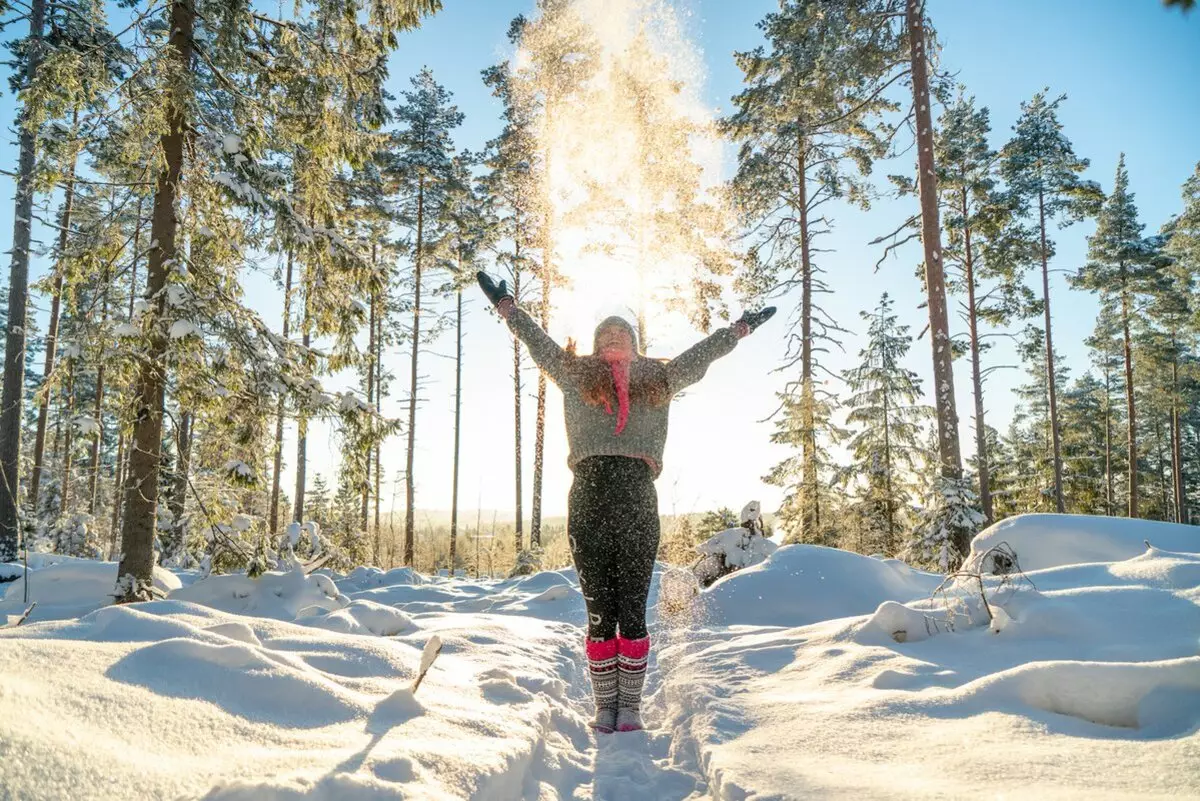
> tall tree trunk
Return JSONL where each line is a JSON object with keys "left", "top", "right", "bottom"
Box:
{"left": 907, "top": 0, "right": 965, "bottom": 557}
{"left": 88, "top": 273, "right": 111, "bottom": 515}
{"left": 1104, "top": 362, "right": 1114, "bottom": 517}
{"left": 883, "top": 383, "right": 893, "bottom": 553}
{"left": 31, "top": 146, "right": 78, "bottom": 511}
{"left": 1120, "top": 272, "right": 1138, "bottom": 518}
{"left": 167, "top": 409, "right": 191, "bottom": 557}
{"left": 962, "top": 190, "right": 992, "bottom": 522}
{"left": 60, "top": 360, "right": 75, "bottom": 515}
{"left": 0, "top": 0, "right": 45, "bottom": 561}
{"left": 363, "top": 271, "right": 375, "bottom": 535}
{"left": 450, "top": 287, "right": 462, "bottom": 573}
{"left": 797, "top": 137, "right": 820, "bottom": 543}
{"left": 1171, "top": 348, "right": 1186, "bottom": 524}
{"left": 512, "top": 260, "right": 523, "bottom": 555}
{"left": 1154, "top": 414, "right": 1169, "bottom": 518}
{"left": 404, "top": 180, "right": 425, "bottom": 567}
{"left": 111, "top": 197, "right": 145, "bottom": 551}
{"left": 374, "top": 284, "right": 383, "bottom": 564}
{"left": 293, "top": 287, "right": 310, "bottom": 527}
{"left": 531, "top": 271, "right": 549, "bottom": 548}
{"left": 116, "top": 0, "right": 195, "bottom": 601}
{"left": 1037, "top": 189, "right": 1066, "bottom": 513}
{"left": 269, "top": 250, "right": 293, "bottom": 538}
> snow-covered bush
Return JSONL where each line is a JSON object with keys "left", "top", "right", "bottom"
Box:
{"left": 903, "top": 475, "right": 985, "bottom": 572}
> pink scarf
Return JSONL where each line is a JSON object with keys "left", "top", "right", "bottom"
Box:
{"left": 599, "top": 354, "right": 631, "bottom": 435}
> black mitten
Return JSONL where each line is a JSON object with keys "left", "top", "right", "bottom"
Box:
{"left": 735, "top": 306, "right": 777, "bottom": 335}
{"left": 476, "top": 271, "right": 512, "bottom": 307}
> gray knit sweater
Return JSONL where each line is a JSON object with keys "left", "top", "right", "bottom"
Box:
{"left": 506, "top": 307, "right": 738, "bottom": 477}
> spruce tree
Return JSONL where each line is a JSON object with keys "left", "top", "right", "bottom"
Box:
{"left": 1075, "top": 155, "right": 1162, "bottom": 519}
{"left": 1000, "top": 91, "right": 1102, "bottom": 513}
{"left": 840, "top": 294, "right": 929, "bottom": 555}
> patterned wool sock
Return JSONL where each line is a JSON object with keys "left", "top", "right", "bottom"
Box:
{"left": 616, "top": 635, "right": 650, "bottom": 732}
{"left": 586, "top": 638, "right": 619, "bottom": 733}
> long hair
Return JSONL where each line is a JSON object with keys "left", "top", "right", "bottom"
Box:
{"left": 564, "top": 339, "right": 670, "bottom": 409}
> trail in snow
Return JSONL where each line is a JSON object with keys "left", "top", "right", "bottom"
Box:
{"left": 1, "top": 513, "right": 1198, "bottom": 799}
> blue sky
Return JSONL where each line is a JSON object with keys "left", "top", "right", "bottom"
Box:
{"left": 0, "top": 0, "right": 1197, "bottom": 527}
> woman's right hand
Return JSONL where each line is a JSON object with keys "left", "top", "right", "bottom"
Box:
{"left": 477, "top": 271, "right": 512, "bottom": 307}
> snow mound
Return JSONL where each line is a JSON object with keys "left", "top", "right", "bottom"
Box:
{"left": 169, "top": 568, "right": 348, "bottom": 621}
{"left": 307, "top": 599, "right": 416, "bottom": 637}
{"left": 337, "top": 566, "right": 427, "bottom": 591}
{"left": 969, "top": 513, "right": 1200, "bottom": 571}
{"left": 702, "top": 544, "right": 941, "bottom": 627}
{"left": 1, "top": 557, "right": 180, "bottom": 622}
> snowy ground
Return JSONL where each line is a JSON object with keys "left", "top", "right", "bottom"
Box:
{"left": 1, "top": 514, "right": 1198, "bottom": 800}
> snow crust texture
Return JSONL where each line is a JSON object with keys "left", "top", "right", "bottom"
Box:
{"left": 1, "top": 515, "right": 1198, "bottom": 800}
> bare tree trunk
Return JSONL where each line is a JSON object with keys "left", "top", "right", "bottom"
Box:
{"left": 1120, "top": 271, "right": 1138, "bottom": 518}
{"left": 883, "top": 384, "right": 893, "bottom": 553}
{"left": 404, "top": 180, "right": 425, "bottom": 567}
{"left": 450, "top": 287, "right": 462, "bottom": 572}
{"left": 0, "top": 0, "right": 45, "bottom": 562}
{"left": 1104, "top": 362, "right": 1114, "bottom": 517}
{"left": 88, "top": 272, "right": 111, "bottom": 515}
{"left": 1154, "top": 414, "right": 1169, "bottom": 518}
{"left": 962, "top": 190, "right": 992, "bottom": 522}
{"left": 60, "top": 360, "right": 75, "bottom": 515}
{"left": 1037, "top": 189, "right": 1066, "bottom": 513}
{"left": 363, "top": 269, "right": 375, "bottom": 535}
{"left": 116, "top": 0, "right": 194, "bottom": 601}
{"left": 293, "top": 287, "right": 310, "bottom": 527}
{"left": 269, "top": 250, "right": 293, "bottom": 538}
{"left": 110, "top": 197, "right": 144, "bottom": 552}
{"left": 907, "top": 0, "right": 964, "bottom": 553}
{"left": 512, "top": 260, "right": 523, "bottom": 555}
{"left": 797, "top": 138, "right": 820, "bottom": 543}
{"left": 31, "top": 150, "right": 77, "bottom": 511}
{"left": 167, "top": 410, "right": 191, "bottom": 556}
{"left": 531, "top": 271, "right": 549, "bottom": 548}
{"left": 374, "top": 284, "right": 383, "bottom": 564}
{"left": 1171, "top": 348, "right": 1186, "bottom": 524}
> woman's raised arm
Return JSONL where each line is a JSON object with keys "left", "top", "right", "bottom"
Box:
{"left": 666, "top": 307, "right": 776, "bottom": 396}
{"left": 477, "top": 272, "right": 569, "bottom": 386}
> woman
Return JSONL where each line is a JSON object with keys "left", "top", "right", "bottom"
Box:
{"left": 477, "top": 271, "right": 774, "bottom": 733}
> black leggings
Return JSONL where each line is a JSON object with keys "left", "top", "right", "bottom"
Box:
{"left": 568, "top": 456, "right": 661, "bottom": 641}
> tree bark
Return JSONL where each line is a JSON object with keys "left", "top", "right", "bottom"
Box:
{"left": 531, "top": 269, "right": 549, "bottom": 548}
{"left": 1037, "top": 189, "right": 1066, "bottom": 513}
{"left": 269, "top": 249, "right": 293, "bottom": 538}
{"left": 907, "top": 0, "right": 964, "bottom": 540}
{"left": 1171, "top": 348, "right": 1186, "bottom": 524}
{"left": 908, "top": 0, "right": 969, "bottom": 562}
{"left": 116, "top": 0, "right": 194, "bottom": 601}
{"left": 293, "top": 285, "right": 310, "bottom": 527}
{"left": 962, "top": 190, "right": 992, "bottom": 522}
{"left": 1119, "top": 271, "right": 1138, "bottom": 518}
{"left": 60, "top": 359, "right": 76, "bottom": 515}
{"left": 31, "top": 153, "right": 77, "bottom": 511}
{"left": 512, "top": 260, "right": 523, "bottom": 555}
{"left": 404, "top": 180, "right": 425, "bottom": 567}
{"left": 110, "top": 197, "right": 144, "bottom": 551}
{"left": 450, "top": 287, "right": 462, "bottom": 572}
{"left": 374, "top": 283, "right": 383, "bottom": 564}
{"left": 363, "top": 266, "right": 375, "bottom": 535}
{"left": 166, "top": 409, "right": 191, "bottom": 557}
{"left": 1104, "top": 361, "right": 1114, "bottom": 517}
{"left": 88, "top": 272, "right": 111, "bottom": 516}
{"left": 0, "top": 0, "right": 45, "bottom": 561}
{"left": 797, "top": 137, "right": 820, "bottom": 543}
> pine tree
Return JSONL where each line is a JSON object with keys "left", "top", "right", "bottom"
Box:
{"left": 483, "top": 35, "right": 543, "bottom": 557}
{"left": 725, "top": 0, "right": 901, "bottom": 542}
{"left": 929, "top": 93, "right": 1035, "bottom": 523}
{"left": 390, "top": 68, "right": 463, "bottom": 567}
{"left": 841, "top": 294, "right": 929, "bottom": 555}
{"left": 1085, "top": 305, "right": 1129, "bottom": 516}
{"left": 1000, "top": 91, "right": 1102, "bottom": 513}
{"left": 434, "top": 153, "right": 492, "bottom": 574}
{"left": 1075, "top": 155, "right": 1163, "bottom": 519}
